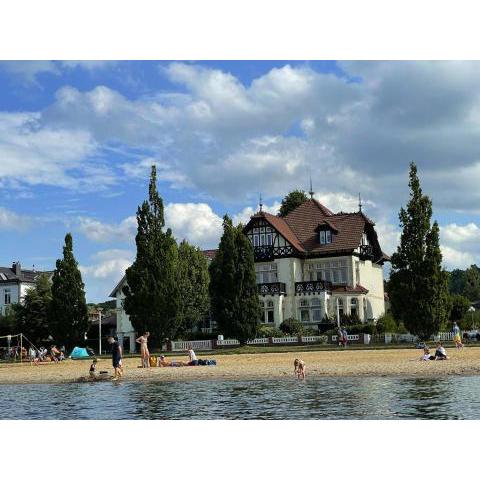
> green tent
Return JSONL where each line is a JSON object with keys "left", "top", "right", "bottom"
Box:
{"left": 70, "top": 346, "right": 90, "bottom": 359}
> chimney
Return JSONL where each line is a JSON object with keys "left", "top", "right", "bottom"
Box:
{"left": 13, "top": 261, "right": 21, "bottom": 276}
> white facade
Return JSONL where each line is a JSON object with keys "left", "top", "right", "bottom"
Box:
{"left": 109, "top": 276, "right": 137, "bottom": 353}
{"left": 0, "top": 263, "right": 40, "bottom": 315}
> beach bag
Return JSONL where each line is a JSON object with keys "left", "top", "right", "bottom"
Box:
{"left": 149, "top": 356, "right": 157, "bottom": 367}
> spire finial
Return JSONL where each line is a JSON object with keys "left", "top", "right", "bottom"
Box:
{"left": 259, "top": 192, "right": 263, "bottom": 212}
{"left": 358, "top": 192, "right": 363, "bottom": 212}
{"left": 309, "top": 172, "right": 314, "bottom": 199}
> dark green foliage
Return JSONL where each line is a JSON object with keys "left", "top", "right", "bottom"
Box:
{"left": 463, "top": 265, "right": 480, "bottom": 301}
{"left": 279, "top": 317, "right": 304, "bottom": 335}
{"left": 256, "top": 324, "right": 284, "bottom": 338}
{"left": 48, "top": 233, "right": 88, "bottom": 346}
{"left": 389, "top": 163, "right": 450, "bottom": 340}
{"left": 448, "top": 269, "right": 467, "bottom": 296}
{"left": 87, "top": 299, "right": 116, "bottom": 313}
{"left": 15, "top": 273, "right": 52, "bottom": 345}
{"left": 279, "top": 190, "right": 308, "bottom": 217}
{"left": 0, "top": 306, "right": 17, "bottom": 336}
{"left": 177, "top": 240, "right": 210, "bottom": 334}
{"left": 345, "top": 323, "right": 377, "bottom": 335}
{"left": 122, "top": 165, "right": 181, "bottom": 347}
{"left": 449, "top": 294, "right": 471, "bottom": 322}
{"left": 209, "top": 216, "right": 261, "bottom": 344}
{"left": 339, "top": 313, "right": 359, "bottom": 326}
{"left": 375, "top": 312, "right": 398, "bottom": 334}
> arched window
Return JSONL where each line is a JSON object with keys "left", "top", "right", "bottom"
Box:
{"left": 350, "top": 297, "right": 358, "bottom": 318}
{"left": 337, "top": 298, "right": 344, "bottom": 318}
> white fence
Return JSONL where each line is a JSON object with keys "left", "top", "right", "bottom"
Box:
{"left": 170, "top": 340, "right": 213, "bottom": 351}
{"left": 216, "top": 339, "right": 240, "bottom": 347}
{"left": 433, "top": 332, "right": 455, "bottom": 342}
{"left": 301, "top": 335, "right": 328, "bottom": 343}
{"left": 272, "top": 336, "right": 299, "bottom": 344}
{"left": 247, "top": 338, "right": 269, "bottom": 345}
{"left": 331, "top": 334, "right": 360, "bottom": 342}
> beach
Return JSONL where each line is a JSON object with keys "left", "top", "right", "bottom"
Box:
{"left": 0, "top": 347, "right": 479, "bottom": 384}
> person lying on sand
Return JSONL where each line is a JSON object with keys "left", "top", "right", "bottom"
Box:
{"left": 294, "top": 358, "right": 306, "bottom": 379}
{"left": 156, "top": 355, "right": 188, "bottom": 367}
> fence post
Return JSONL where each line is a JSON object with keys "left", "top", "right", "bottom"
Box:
{"left": 20, "top": 334, "right": 23, "bottom": 363}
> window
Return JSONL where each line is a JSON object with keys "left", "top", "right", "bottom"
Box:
{"left": 304, "top": 260, "right": 347, "bottom": 285}
{"left": 319, "top": 229, "right": 332, "bottom": 244}
{"left": 251, "top": 225, "right": 275, "bottom": 247}
{"left": 337, "top": 298, "right": 344, "bottom": 317}
{"left": 260, "top": 300, "right": 275, "bottom": 324}
{"left": 311, "top": 298, "right": 322, "bottom": 322}
{"left": 350, "top": 298, "right": 358, "bottom": 317}
{"left": 4, "top": 288, "right": 11, "bottom": 305}
{"left": 255, "top": 263, "right": 278, "bottom": 283}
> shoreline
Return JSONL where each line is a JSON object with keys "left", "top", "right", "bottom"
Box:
{"left": 0, "top": 348, "right": 479, "bottom": 385}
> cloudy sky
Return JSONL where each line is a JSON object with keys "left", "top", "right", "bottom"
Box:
{"left": 0, "top": 60, "right": 479, "bottom": 301}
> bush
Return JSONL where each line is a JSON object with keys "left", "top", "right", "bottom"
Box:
{"left": 181, "top": 330, "right": 219, "bottom": 341}
{"left": 375, "top": 312, "right": 398, "bottom": 334}
{"left": 279, "top": 317, "right": 304, "bottom": 335}
{"left": 345, "top": 323, "right": 377, "bottom": 335}
{"left": 256, "top": 324, "right": 284, "bottom": 338}
{"left": 303, "top": 327, "right": 319, "bottom": 336}
{"left": 396, "top": 322, "right": 408, "bottom": 334}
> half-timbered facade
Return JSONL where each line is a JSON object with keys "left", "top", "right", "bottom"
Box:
{"left": 244, "top": 198, "right": 389, "bottom": 330}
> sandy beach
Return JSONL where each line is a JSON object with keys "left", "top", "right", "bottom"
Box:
{"left": 0, "top": 347, "right": 479, "bottom": 385}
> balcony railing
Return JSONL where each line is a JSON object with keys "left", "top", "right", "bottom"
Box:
{"left": 258, "top": 282, "right": 287, "bottom": 296}
{"left": 253, "top": 245, "right": 295, "bottom": 261}
{"left": 295, "top": 280, "right": 332, "bottom": 295}
{"left": 359, "top": 244, "right": 374, "bottom": 260}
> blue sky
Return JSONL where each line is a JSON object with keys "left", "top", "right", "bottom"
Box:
{"left": 1, "top": 60, "right": 479, "bottom": 302}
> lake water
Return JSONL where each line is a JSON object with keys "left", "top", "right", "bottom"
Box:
{"left": 1, "top": 376, "right": 479, "bottom": 419}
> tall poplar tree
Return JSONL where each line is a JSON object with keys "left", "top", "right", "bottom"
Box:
{"left": 177, "top": 240, "right": 210, "bottom": 333}
{"left": 389, "top": 163, "right": 450, "bottom": 339}
{"left": 209, "top": 216, "right": 260, "bottom": 344}
{"left": 49, "top": 233, "right": 88, "bottom": 345}
{"left": 122, "top": 165, "right": 181, "bottom": 347}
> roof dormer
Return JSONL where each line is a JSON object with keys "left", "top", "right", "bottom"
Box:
{"left": 314, "top": 220, "right": 338, "bottom": 245}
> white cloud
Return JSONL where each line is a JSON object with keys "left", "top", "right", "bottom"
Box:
{"left": 0, "top": 207, "right": 30, "bottom": 231}
{"left": 232, "top": 201, "right": 281, "bottom": 225}
{"left": 164, "top": 202, "right": 223, "bottom": 248}
{"left": 441, "top": 245, "right": 476, "bottom": 270}
{"left": 0, "top": 61, "right": 60, "bottom": 85}
{"left": 77, "top": 216, "right": 137, "bottom": 243}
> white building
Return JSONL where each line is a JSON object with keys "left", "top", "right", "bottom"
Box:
{"left": 0, "top": 262, "right": 50, "bottom": 315}
{"left": 244, "top": 197, "right": 389, "bottom": 329}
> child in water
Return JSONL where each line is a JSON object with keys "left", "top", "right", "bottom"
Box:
{"left": 294, "top": 358, "right": 306, "bottom": 379}
{"left": 89, "top": 358, "right": 98, "bottom": 378}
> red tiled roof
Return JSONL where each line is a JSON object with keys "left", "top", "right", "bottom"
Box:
{"left": 332, "top": 284, "right": 369, "bottom": 294}
{"left": 202, "top": 249, "right": 218, "bottom": 260}
{"left": 283, "top": 199, "right": 366, "bottom": 254}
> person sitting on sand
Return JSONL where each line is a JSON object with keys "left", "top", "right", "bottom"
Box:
{"left": 434, "top": 342, "right": 448, "bottom": 360}
{"left": 89, "top": 358, "right": 98, "bottom": 378}
{"left": 51, "top": 345, "right": 61, "bottom": 363}
{"left": 420, "top": 347, "right": 435, "bottom": 361}
{"left": 188, "top": 347, "right": 198, "bottom": 366}
{"left": 294, "top": 358, "right": 306, "bottom": 379}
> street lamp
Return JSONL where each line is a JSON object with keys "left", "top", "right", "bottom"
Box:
{"left": 97, "top": 307, "right": 103, "bottom": 356}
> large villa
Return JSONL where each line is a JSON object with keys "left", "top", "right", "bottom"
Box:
{"left": 110, "top": 194, "right": 389, "bottom": 352}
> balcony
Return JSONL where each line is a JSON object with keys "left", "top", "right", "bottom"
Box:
{"left": 253, "top": 245, "right": 274, "bottom": 261}
{"left": 258, "top": 282, "right": 287, "bottom": 296}
{"left": 295, "top": 280, "right": 332, "bottom": 295}
{"left": 359, "top": 244, "right": 374, "bottom": 261}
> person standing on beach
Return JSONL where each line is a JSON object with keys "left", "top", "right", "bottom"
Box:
{"left": 107, "top": 336, "right": 123, "bottom": 380}
{"left": 342, "top": 327, "right": 348, "bottom": 348}
{"left": 452, "top": 322, "right": 464, "bottom": 350}
{"left": 337, "top": 326, "right": 343, "bottom": 347}
{"left": 136, "top": 332, "right": 150, "bottom": 368}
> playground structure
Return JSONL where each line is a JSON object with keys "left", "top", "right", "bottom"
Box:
{"left": 0, "top": 333, "right": 37, "bottom": 363}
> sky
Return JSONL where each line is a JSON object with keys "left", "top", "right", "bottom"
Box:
{"left": 1, "top": 60, "right": 479, "bottom": 302}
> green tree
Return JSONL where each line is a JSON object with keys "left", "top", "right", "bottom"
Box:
{"left": 0, "top": 306, "right": 18, "bottom": 337}
{"left": 279, "top": 317, "right": 304, "bottom": 335}
{"left": 388, "top": 163, "right": 450, "bottom": 339}
{"left": 15, "top": 273, "right": 52, "bottom": 345}
{"left": 177, "top": 240, "right": 210, "bottom": 334}
{"left": 449, "top": 294, "right": 471, "bottom": 322}
{"left": 448, "top": 269, "right": 467, "bottom": 295}
{"left": 209, "top": 216, "right": 261, "bottom": 344}
{"left": 279, "top": 190, "right": 308, "bottom": 217}
{"left": 122, "top": 165, "right": 181, "bottom": 347}
{"left": 49, "top": 233, "right": 88, "bottom": 346}
{"left": 463, "top": 265, "right": 480, "bottom": 301}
